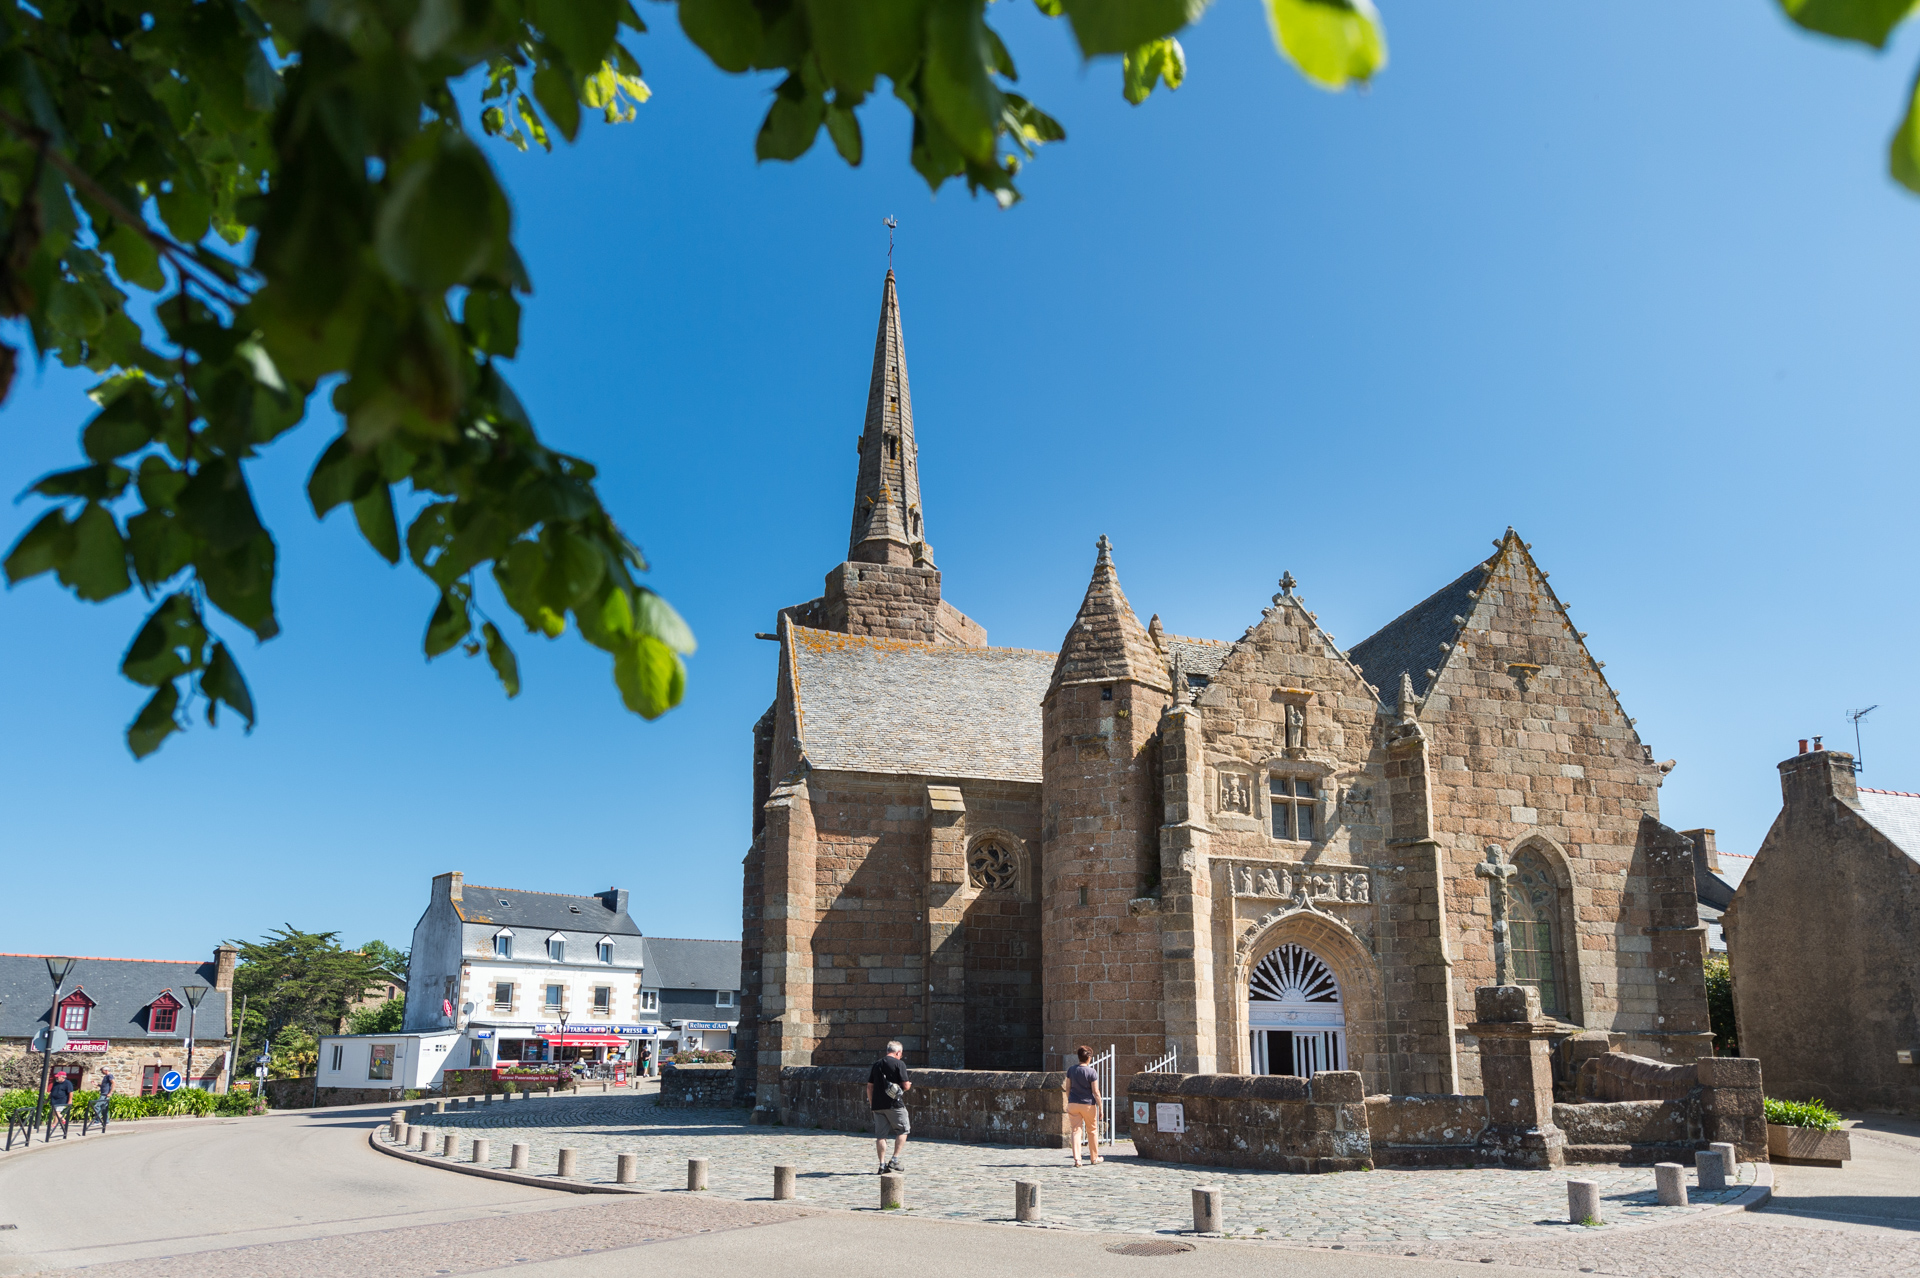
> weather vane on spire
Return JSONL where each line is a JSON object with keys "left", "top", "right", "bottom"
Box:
{"left": 884, "top": 215, "right": 898, "bottom": 270}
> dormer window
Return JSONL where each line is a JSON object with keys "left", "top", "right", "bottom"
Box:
{"left": 547, "top": 935, "right": 565, "bottom": 962}
{"left": 58, "top": 990, "right": 94, "bottom": 1032}
{"left": 148, "top": 991, "right": 182, "bottom": 1034}
{"left": 596, "top": 939, "right": 614, "bottom": 964}
{"left": 493, "top": 929, "right": 514, "bottom": 958}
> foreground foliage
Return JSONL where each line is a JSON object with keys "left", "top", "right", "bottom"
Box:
{"left": 1777, "top": 0, "right": 1920, "bottom": 193}
{"left": 1763, "top": 1096, "right": 1843, "bottom": 1130}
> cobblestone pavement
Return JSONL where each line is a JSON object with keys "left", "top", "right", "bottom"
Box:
{"left": 404, "top": 1097, "right": 1759, "bottom": 1245}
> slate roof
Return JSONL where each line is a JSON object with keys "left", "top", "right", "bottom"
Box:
{"left": 641, "top": 938, "right": 742, "bottom": 993}
{"left": 455, "top": 887, "right": 641, "bottom": 935}
{"left": 0, "top": 953, "right": 228, "bottom": 1040}
{"left": 1165, "top": 635, "right": 1232, "bottom": 683}
{"left": 1857, "top": 789, "right": 1920, "bottom": 865}
{"left": 787, "top": 626, "right": 1054, "bottom": 783}
{"left": 1348, "top": 562, "right": 1488, "bottom": 701}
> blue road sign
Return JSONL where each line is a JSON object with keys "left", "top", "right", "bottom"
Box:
{"left": 159, "top": 1071, "right": 182, "bottom": 1092}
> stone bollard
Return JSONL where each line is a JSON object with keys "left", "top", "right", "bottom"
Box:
{"left": 688, "top": 1158, "right": 709, "bottom": 1191}
{"left": 1191, "top": 1187, "right": 1223, "bottom": 1234}
{"left": 1696, "top": 1149, "right": 1728, "bottom": 1192}
{"left": 472, "top": 1138, "right": 491, "bottom": 1164}
{"left": 391, "top": 1109, "right": 406, "bottom": 1126}
{"left": 1654, "top": 1162, "right": 1686, "bottom": 1206}
{"left": 558, "top": 1148, "right": 579, "bottom": 1178}
{"left": 1711, "top": 1141, "right": 1738, "bottom": 1174}
{"left": 435, "top": 1099, "right": 448, "bottom": 1114}
{"left": 543, "top": 1087, "right": 553, "bottom": 1098}
{"left": 1014, "top": 1181, "right": 1041, "bottom": 1222}
{"left": 413, "top": 1128, "right": 431, "bottom": 1152}
{"left": 511, "top": 1142, "right": 529, "bottom": 1171}
{"left": 617, "top": 1153, "right": 638, "bottom": 1184}
{"left": 487, "top": 1091, "right": 497, "bottom": 1104}
{"left": 880, "top": 1173, "right": 904, "bottom": 1210}
{"left": 774, "top": 1165, "right": 796, "bottom": 1200}
{"left": 440, "top": 1133, "right": 456, "bottom": 1158}
{"left": 1568, "top": 1179, "right": 1602, "bottom": 1225}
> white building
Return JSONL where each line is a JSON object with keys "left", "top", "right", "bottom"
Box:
{"left": 315, "top": 1030, "right": 463, "bottom": 1099}
{"left": 403, "top": 872, "right": 660, "bottom": 1074}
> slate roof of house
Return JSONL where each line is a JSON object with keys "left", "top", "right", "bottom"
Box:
{"left": 641, "top": 938, "right": 742, "bottom": 993}
{"left": 1165, "top": 634, "right": 1233, "bottom": 683}
{"left": 0, "top": 953, "right": 228, "bottom": 1040}
{"left": 786, "top": 625, "right": 1054, "bottom": 783}
{"left": 1856, "top": 788, "right": 1920, "bottom": 864}
{"left": 455, "top": 887, "right": 642, "bottom": 935}
{"left": 1348, "top": 562, "right": 1488, "bottom": 701}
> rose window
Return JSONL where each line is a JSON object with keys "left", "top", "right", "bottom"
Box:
{"left": 969, "top": 842, "right": 1018, "bottom": 891}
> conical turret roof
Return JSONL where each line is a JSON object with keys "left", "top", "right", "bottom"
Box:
{"left": 1048, "top": 536, "right": 1170, "bottom": 697}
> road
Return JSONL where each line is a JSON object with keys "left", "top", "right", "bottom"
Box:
{"left": 1, "top": 1101, "right": 1914, "bottom": 1278}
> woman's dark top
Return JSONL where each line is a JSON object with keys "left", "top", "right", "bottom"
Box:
{"left": 1067, "top": 1063, "right": 1099, "bottom": 1106}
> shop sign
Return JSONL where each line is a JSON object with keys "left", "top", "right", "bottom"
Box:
{"left": 62, "top": 1039, "right": 110, "bottom": 1053}
{"left": 532, "top": 1023, "right": 657, "bottom": 1037}
{"left": 681, "top": 1021, "right": 733, "bottom": 1031}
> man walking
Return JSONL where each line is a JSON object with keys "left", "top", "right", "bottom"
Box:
{"left": 47, "top": 1071, "right": 74, "bottom": 1124}
{"left": 865, "top": 1040, "right": 912, "bottom": 1174}
{"left": 95, "top": 1070, "right": 115, "bottom": 1129}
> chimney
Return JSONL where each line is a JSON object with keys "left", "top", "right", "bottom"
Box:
{"left": 1779, "top": 746, "right": 1858, "bottom": 809}
{"left": 213, "top": 945, "right": 238, "bottom": 993}
{"left": 434, "top": 871, "right": 464, "bottom": 904}
{"left": 602, "top": 887, "right": 629, "bottom": 917}
{"left": 1798, "top": 738, "right": 1808, "bottom": 754}
{"left": 1678, "top": 828, "right": 1721, "bottom": 875}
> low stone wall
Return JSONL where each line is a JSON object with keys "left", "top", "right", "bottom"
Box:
{"left": 1696, "top": 1056, "right": 1766, "bottom": 1162}
{"left": 265, "top": 1076, "right": 320, "bottom": 1108}
{"left": 1127, "top": 1071, "right": 1372, "bottom": 1173}
{"left": 1366, "top": 1094, "right": 1487, "bottom": 1167}
{"left": 1576, "top": 1052, "right": 1699, "bottom": 1102}
{"left": 779, "top": 1066, "right": 1070, "bottom": 1147}
{"left": 1553, "top": 1099, "right": 1699, "bottom": 1165}
{"left": 315, "top": 1084, "right": 407, "bottom": 1107}
{"left": 662, "top": 1063, "right": 738, "bottom": 1108}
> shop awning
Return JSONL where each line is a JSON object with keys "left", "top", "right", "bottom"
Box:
{"left": 540, "top": 1034, "right": 626, "bottom": 1046}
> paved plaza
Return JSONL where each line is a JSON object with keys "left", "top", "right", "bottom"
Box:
{"left": 404, "top": 1095, "right": 1761, "bottom": 1244}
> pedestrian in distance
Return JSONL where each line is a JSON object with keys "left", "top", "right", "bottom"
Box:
{"left": 865, "top": 1039, "right": 912, "bottom": 1175}
{"left": 1067, "top": 1045, "right": 1102, "bottom": 1166}
{"left": 47, "top": 1070, "right": 74, "bottom": 1122}
{"left": 95, "top": 1070, "right": 114, "bottom": 1128}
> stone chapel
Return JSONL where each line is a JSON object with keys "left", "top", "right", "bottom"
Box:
{"left": 735, "top": 271, "right": 1712, "bottom": 1111}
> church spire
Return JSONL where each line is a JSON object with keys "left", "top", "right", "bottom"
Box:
{"left": 848, "top": 270, "right": 931, "bottom": 568}
{"left": 1047, "top": 535, "right": 1171, "bottom": 699}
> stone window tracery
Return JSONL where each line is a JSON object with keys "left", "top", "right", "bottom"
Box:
{"left": 1509, "top": 849, "right": 1566, "bottom": 1018}
{"left": 968, "top": 841, "right": 1019, "bottom": 892}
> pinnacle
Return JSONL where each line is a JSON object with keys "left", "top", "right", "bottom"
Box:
{"left": 1048, "top": 537, "right": 1169, "bottom": 697}
{"left": 848, "top": 269, "right": 929, "bottom": 567}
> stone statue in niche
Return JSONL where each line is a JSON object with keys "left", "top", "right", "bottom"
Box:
{"left": 1237, "top": 866, "right": 1255, "bottom": 895}
{"left": 1351, "top": 873, "right": 1371, "bottom": 904}
{"left": 1285, "top": 703, "right": 1305, "bottom": 751}
{"left": 1218, "top": 770, "right": 1252, "bottom": 815}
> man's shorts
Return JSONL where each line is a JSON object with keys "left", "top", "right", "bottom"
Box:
{"left": 871, "top": 1107, "right": 910, "bottom": 1139}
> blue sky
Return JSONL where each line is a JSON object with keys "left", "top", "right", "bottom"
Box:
{"left": 5, "top": 1, "right": 1918, "bottom": 959}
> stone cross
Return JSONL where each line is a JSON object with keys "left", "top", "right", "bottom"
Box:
{"left": 1278, "top": 571, "right": 1297, "bottom": 597}
{"left": 1475, "top": 843, "right": 1520, "bottom": 987}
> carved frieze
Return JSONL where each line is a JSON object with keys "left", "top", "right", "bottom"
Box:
{"left": 1216, "top": 764, "right": 1254, "bottom": 816}
{"left": 1228, "top": 861, "right": 1372, "bottom": 906}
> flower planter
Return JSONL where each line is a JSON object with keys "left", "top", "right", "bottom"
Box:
{"left": 1766, "top": 1123, "right": 1851, "bottom": 1165}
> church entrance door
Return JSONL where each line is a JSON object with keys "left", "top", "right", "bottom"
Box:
{"left": 1248, "top": 943, "right": 1346, "bottom": 1076}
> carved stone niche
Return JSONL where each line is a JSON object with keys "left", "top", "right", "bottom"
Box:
{"left": 1215, "top": 762, "right": 1256, "bottom": 817}
{"left": 1271, "top": 687, "right": 1313, "bottom": 757}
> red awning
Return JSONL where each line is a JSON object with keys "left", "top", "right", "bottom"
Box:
{"left": 540, "top": 1034, "right": 625, "bottom": 1046}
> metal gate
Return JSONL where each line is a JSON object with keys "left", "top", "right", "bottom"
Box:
{"left": 1089, "top": 1044, "right": 1115, "bottom": 1143}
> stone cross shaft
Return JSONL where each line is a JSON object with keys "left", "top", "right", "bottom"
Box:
{"left": 1475, "top": 843, "right": 1519, "bottom": 987}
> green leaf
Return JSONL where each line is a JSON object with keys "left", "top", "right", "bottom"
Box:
{"left": 375, "top": 133, "right": 512, "bottom": 293}
{"left": 178, "top": 457, "right": 264, "bottom": 553}
{"left": 803, "top": 0, "right": 926, "bottom": 92}
{"left": 103, "top": 223, "right": 165, "bottom": 292}
{"left": 825, "top": 97, "right": 865, "bottom": 164}
{"left": 462, "top": 287, "right": 521, "bottom": 358}
{"left": 613, "top": 632, "right": 686, "bottom": 719}
{"left": 127, "top": 681, "right": 183, "bottom": 759}
{"left": 533, "top": 63, "right": 583, "bottom": 143}
{"left": 353, "top": 484, "right": 402, "bottom": 564}
{"left": 1893, "top": 61, "right": 1920, "bottom": 193}
{"left": 4, "top": 509, "right": 73, "bottom": 583}
{"left": 493, "top": 539, "right": 568, "bottom": 637}
{"left": 922, "top": 0, "right": 1005, "bottom": 165}
{"left": 425, "top": 584, "right": 472, "bottom": 658}
{"left": 196, "top": 531, "right": 280, "bottom": 641}
{"left": 82, "top": 382, "right": 160, "bottom": 460}
{"left": 1777, "top": 0, "right": 1918, "bottom": 47}
{"left": 157, "top": 184, "right": 212, "bottom": 245}
{"left": 1263, "top": 0, "right": 1386, "bottom": 90}
{"left": 482, "top": 621, "right": 521, "bottom": 696}
{"left": 1122, "top": 37, "right": 1186, "bottom": 103}
{"left": 1061, "top": 0, "right": 1210, "bottom": 57}
{"left": 30, "top": 463, "right": 131, "bottom": 501}
{"left": 60, "top": 502, "right": 132, "bottom": 601}
{"left": 541, "top": 529, "right": 607, "bottom": 609}
{"left": 633, "top": 587, "right": 697, "bottom": 654}
{"left": 47, "top": 279, "right": 106, "bottom": 337}
{"left": 758, "top": 73, "right": 827, "bottom": 161}
{"left": 200, "top": 641, "right": 256, "bottom": 729}
{"left": 121, "top": 592, "right": 208, "bottom": 687}
{"left": 679, "top": 0, "right": 766, "bottom": 72}
{"left": 531, "top": 0, "right": 621, "bottom": 72}
{"left": 307, "top": 437, "right": 369, "bottom": 517}
{"left": 126, "top": 508, "right": 195, "bottom": 587}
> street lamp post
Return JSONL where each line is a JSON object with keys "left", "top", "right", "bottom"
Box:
{"left": 39, "top": 957, "right": 76, "bottom": 1143}
{"left": 181, "top": 985, "right": 209, "bottom": 1090}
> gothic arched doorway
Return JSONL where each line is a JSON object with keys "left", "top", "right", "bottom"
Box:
{"left": 1248, "top": 943, "right": 1346, "bottom": 1075}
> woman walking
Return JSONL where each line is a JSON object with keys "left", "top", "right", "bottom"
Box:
{"left": 1066, "top": 1045, "right": 1102, "bottom": 1166}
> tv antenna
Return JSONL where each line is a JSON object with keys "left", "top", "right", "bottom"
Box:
{"left": 883, "top": 216, "right": 897, "bottom": 270}
{"left": 1847, "top": 705, "right": 1877, "bottom": 773}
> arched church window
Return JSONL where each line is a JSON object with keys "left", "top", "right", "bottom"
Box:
{"left": 1509, "top": 849, "right": 1565, "bottom": 1018}
{"left": 969, "top": 842, "right": 1018, "bottom": 892}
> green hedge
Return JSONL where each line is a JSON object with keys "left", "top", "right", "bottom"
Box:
{"left": 1764, "top": 1097, "right": 1842, "bottom": 1131}
{"left": 3, "top": 1087, "right": 263, "bottom": 1122}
